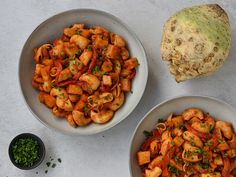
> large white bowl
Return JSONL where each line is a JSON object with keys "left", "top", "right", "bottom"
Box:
{"left": 19, "top": 9, "right": 148, "bottom": 135}
{"left": 130, "top": 96, "right": 236, "bottom": 177}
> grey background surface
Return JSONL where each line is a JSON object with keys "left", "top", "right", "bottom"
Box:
{"left": 0, "top": 0, "right": 235, "bottom": 177}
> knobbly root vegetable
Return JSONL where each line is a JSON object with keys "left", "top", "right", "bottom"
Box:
{"left": 161, "top": 4, "right": 231, "bottom": 82}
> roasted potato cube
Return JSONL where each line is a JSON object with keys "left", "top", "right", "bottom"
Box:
{"left": 105, "top": 44, "right": 120, "bottom": 59}
{"left": 101, "top": 60, "right": 113, "bottom": 72}
{"left": 173, "top": 136, "right": 184, "bottom": 147}
{"left": 102, "top": 75, "right": 112, "bottom": 86}
{"left": 113, "top": 34, "right": 126, "bottom": 47}
{"left": 94, "top": 36, "right": 108, "bottom": 49}
{"left": 121, "top": 78, "right": 131, "bottom": 92}
{"left": 63, "top": 42, "right": 79, "bottom": 57}
{"left": 213, "top": 155, "right": 223, "bottom": 165}
{"left": 137, "top": 151, "right": 151, "bottom": 166}
{"left": 68, "top": 94, "right": 80, "bottom": 103}
{"left": 38, "top": 92, "right": 56, "bottom": 108}
{"left": 57, "top": 68, "right": 72, "bottom": 82}
{"left": 67, "top": 85, "right": 83, "bottom": 95}
{"left": 79, "top": 49, "right": 93, "bottom": 66}
{"left": 124, "top": 58, "right": 138, "bottom": 70}
{"left": 70, "top": 35, "right": 90, "bottom": 50}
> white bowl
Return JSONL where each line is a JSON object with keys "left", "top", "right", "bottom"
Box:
{"left": 19, "top": 9, "right": 148, "bottom": 135}
{"left": 129, "top": 96, "right": 236, "bottom": 177}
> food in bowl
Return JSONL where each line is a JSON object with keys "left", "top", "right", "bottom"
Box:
{"left": 31, "top": 23, "right": 138, "bottom": 128}
{"left": 137, "top": 108, "right": 236, "bottom": 177}
{"left": 8, "top": 133, "right": 45, "bottom": 170}
{"left": 161, "top": 4, "right": 231, "bottom": 82}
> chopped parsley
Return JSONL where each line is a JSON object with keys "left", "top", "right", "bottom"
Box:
{"left": 51, "top": 163, "right": 56, "bottom": 168}
{"left": 92, "top": 65, "right": 100, "bottom": 73}
{"left": 84, "top": 105, "right": 89, "bottom": 112}
{"left": 88, "top": 46, "right": 92, "bottom": 51}
{"left": 75, "top": 50, "right": 82, "bottom": 57}
{"left": 69, "top": 60, "right": 76, "bottom": 65}
{"left": 57, "top": 158, "right": 62, "bottom": 163}
{"left": 199, "top": 162, "right": 209, "bottom": 169}
{"left": 11, "top": 137, "right": 40, "bottom": 167}
{"left": 76, "top": 30, "right": 81, "bottom": 35}
{"left": 171, "top": 141, "right": 175, "bottom": 146}
{"left": 143, "top": 130, "right": 152, "bottom": 138}
{"left": 157, "top": 118, "right": 165, "bottom": 123}
{"left": 178, "top": 123, "right": 185, "bottom": 129}
{"left": 168, "top": 165, "right": 179, "bottom": 175}
{"left": 46, "top": 162, "right": 51, "bottom": 167}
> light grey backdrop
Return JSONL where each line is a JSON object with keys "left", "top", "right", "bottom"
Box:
{"left": 0, "top": 0, "right": 235, "bottom": 177}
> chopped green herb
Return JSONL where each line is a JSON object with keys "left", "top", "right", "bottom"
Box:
{"left": 88, "top": 46, "right": 92, "bottom": 51}
{"left": 158, "top": 118, "right": 165, "bottom": 123}
{"left": 199, "top": 162, "right": 209, "bottom": 169}
{"left": 51, "top": 163, "right": 56, "bottom": 168}
{"left": 209, "top": 125, "right": 214, "bottom": 131}
{"left": 103, "top": 72, "right": 108, "bottom": 75}
{"left": 174, "top": 155, "right": 180, "bottom": 162}
{"left": 130, "top": 90, "right": 133, "bottom": 94}
{"left": 92, "top": 65, "right": 100, "bottom": 73}
{"left": 76, "top": 50, "right": 82, "bottom": 57}
{"left": 76, "top": 30, "right": 81, "bottom": 35}
{"left": 70, "top": 60, "right": 76, "bottom": 65}
{"left": 190, "top": 141, "right": 195, "bottom": 146}
{"left": 46, "top": 162, "right": 51, "bottom": 167}
{"left": 84, "top": 105, "right": 89, "bottom": 112}
{"left": 143, "top": 130, "right": 152, "bottom": 138}
{"left": 200, "top": 123, "right": 206, "bottom": 128}
{"left": 205, "top": 141, "right": 213, "bottom": 147}
{"left": 218, "top": 139, "right": 224, "bottom": 143}
{"left": 178, "top": 123, "right": 185, "bottom": 129}
{"left": 58, "top": 158, "right": 62, "bottom": 163}
{"left": 11, "top": 137, "right": 40, "bottom": 167}
{"left": 223, "top": 153, "right": 228, "bottom": 157}
{"left": 45, "top": 170, "right": 48, "bottom": 174}
{"left": 171, "top": 141, "right": 175, "bottom": 146}
{"left": 168, "top": 165, "right": 179, "bottom": 175}
{"left": 59, "top": 93, "right": 65, "bottom": 98}
{"left": 50, "top": 83, "right": 56, "bottom": 88}
{"left": 106, "top": 65, "right": 112, "bottom": 68}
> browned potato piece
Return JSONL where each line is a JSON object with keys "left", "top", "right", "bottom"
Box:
{"left": 105, "top": 44, "right": 120, "bottom": 59}
{"left": 66, "top": 114, "right": 77, "bottom": 128}
{"left": 63, "top": 42, "right": 79, "bottom": 57}
{"left": 57, "top": 68, "right": 72, "bottom": 82}
{"left": 124, "top": 58, "right": 138, "bottom": 70}
{"left": 137, "top": 151, "right": 151, "bottom": 166}
{"left": 38, "top": 92, "right": 56, "bottom": 108}
{"left": 93, "top": 36, "right": 108, "bottom": 49}
{"left": 79, "top": 49, "right": 93, "bottom": 66}
{"left": 102, "top": 75, "right": 112, "bottom": 86}
{"left": 67, "top": 85, "right": 83, "bottom": 95}
{"left": 121, "top": 78, "right": 131, "bottom": 92}
{"left": 70, "top": 35, "right": 90, "bottom": 50}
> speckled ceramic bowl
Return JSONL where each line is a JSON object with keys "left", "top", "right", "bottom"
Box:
{"left": 18, "top": 9, "right": 148, "bottom": 135}
{"left": 130, "top": 96, "right": 236, "bottom": 177}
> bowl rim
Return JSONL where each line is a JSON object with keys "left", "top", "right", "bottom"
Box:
{"left": 18, "top": 8, "right": 148, "bottom": 135}
{"left": 129, "top": 95, "right": 236, "bottom": 177}
{"left": 8, "top": 133, "right": 45, "bottom": 170}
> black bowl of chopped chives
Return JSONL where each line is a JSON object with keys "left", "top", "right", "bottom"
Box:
{"left": 8, "top": 133, "right": 45, "bottom": 170}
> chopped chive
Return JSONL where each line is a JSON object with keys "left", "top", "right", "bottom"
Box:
{"left": 143, "top": 130, "right": 152, "bottom": 138}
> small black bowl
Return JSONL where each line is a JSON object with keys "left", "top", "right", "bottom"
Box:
{"left": 8, "top": 133, "right": 45, "bottom": 170}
